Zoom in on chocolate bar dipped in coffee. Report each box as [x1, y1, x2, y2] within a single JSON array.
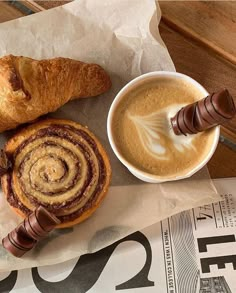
[[171, 89, 236, 136], [2, 206, 60, 257]]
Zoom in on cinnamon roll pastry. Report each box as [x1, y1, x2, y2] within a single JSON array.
[[1, 119, 111, 228]]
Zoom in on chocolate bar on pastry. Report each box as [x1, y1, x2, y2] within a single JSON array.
[[1, 119, 111, 228]]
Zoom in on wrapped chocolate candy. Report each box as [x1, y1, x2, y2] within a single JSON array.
[[2, 206, 60, 257], [23, 206, 61, 241], [2, 224, 36, 258], [171, 89, 236, 136]]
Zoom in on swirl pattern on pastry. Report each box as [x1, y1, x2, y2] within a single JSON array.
[[1, 119, 111, 228]]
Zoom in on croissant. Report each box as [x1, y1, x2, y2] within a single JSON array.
[[0, 55, 111, 133]]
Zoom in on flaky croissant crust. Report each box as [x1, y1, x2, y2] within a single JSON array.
[[0, 55, 111, 132]]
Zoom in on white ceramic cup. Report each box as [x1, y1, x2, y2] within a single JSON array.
[[107, 71, 220, 183]]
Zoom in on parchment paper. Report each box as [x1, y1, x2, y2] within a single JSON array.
[[0, 0, 220, 271]]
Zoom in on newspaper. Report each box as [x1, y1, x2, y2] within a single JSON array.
[[0, 177, 235, 293]]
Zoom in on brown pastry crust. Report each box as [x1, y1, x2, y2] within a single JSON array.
[[0, 55, 111, 133], [1, 119, 111, 228]]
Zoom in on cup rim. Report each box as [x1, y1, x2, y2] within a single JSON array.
[[107, 71, 220, 183]]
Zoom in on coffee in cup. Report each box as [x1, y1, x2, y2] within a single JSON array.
[[108, 72, 220, 182]]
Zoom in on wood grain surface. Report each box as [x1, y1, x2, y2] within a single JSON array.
[[0, 2, 24, 22], [207, 143, 236, 179], [35, 1, 71, 9], [159, 1, 236, 65], [19, 1, 45, 12], [0, 1, 235, 179]]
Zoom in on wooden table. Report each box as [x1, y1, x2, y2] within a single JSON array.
[[0, 1, 235, 179]]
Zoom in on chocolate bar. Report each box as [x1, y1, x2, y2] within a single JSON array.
[[2, 206, 60, 257], [171, 89, 235, 136]]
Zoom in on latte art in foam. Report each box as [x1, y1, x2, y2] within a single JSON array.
[[128, 104, 196, 160], [111, 77, 215, 177]]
